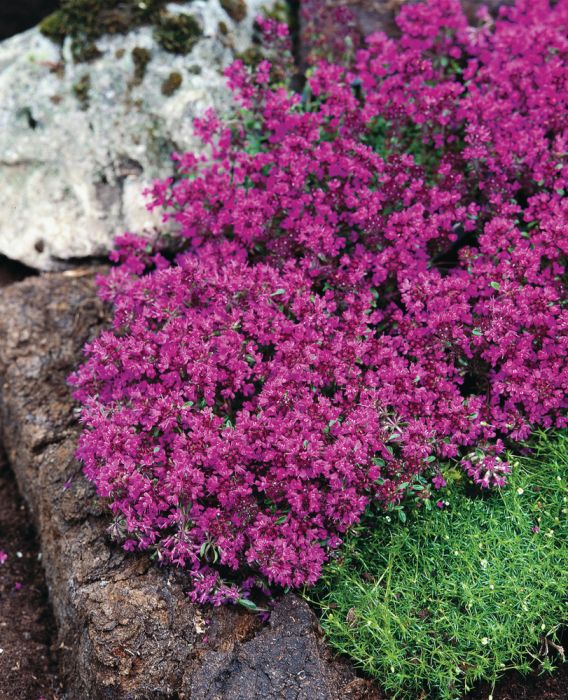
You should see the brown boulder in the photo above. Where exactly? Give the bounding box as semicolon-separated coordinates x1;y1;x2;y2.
0;270;381;699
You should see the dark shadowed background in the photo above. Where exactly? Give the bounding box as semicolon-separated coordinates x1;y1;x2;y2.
0;0;59;40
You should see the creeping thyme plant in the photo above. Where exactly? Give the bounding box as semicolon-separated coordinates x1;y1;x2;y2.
69;1;568;606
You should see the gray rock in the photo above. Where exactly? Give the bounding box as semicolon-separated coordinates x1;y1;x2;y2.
0;271;382;699
0;1;268;270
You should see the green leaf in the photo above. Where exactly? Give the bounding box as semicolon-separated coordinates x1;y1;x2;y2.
238;598;259;611
490;281;501;291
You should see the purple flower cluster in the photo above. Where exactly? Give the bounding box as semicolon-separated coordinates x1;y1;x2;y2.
70;0;568;604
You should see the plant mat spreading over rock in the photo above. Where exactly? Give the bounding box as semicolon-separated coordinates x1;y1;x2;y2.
0;271;384;699
70;0;567;606
66;0;567;686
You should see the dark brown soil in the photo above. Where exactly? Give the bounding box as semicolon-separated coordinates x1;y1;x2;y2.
467;658;568;700
0;450;62;700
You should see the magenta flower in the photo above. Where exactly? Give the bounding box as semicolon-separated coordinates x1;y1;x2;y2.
432;474;447;490
70;0;568;604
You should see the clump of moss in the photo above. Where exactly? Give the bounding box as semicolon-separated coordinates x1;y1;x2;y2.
161;71;183;97
263;0;290;25
154;13;203;54
235;45;263;69
40;0;165;40
72;39;102;63
220;0;247;23
39;11;68;43
39;0;168;62
131;46;152;86
72;73;91;110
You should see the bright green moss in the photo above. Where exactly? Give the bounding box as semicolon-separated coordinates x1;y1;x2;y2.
308;431;568;700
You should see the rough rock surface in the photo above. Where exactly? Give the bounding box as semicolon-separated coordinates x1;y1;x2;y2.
187;594;379;700
0;1;269;270
0;270;382;700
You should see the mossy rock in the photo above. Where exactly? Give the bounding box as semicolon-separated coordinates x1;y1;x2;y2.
39;0;204;61
161;71;183;96
40;0;166;41
263;0;290;25
131;46;152;85
220;0;248;23
235;45;264;69
72;73;91;110
154;13;203;54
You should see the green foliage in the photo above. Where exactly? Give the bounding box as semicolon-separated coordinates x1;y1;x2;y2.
308;432;568;699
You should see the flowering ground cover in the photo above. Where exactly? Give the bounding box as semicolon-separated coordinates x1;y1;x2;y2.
70;0;567;613
309;431;568;699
